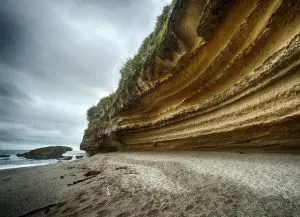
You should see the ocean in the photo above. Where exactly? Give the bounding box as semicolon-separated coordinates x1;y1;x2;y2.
0;150;86;170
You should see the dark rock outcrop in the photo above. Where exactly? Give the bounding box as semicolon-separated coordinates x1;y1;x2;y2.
0;155;10;158
17;146;73;160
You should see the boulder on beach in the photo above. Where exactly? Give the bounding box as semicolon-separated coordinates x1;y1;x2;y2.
17;146;73;160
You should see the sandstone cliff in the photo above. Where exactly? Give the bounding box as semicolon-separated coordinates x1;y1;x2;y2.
81;0;300;154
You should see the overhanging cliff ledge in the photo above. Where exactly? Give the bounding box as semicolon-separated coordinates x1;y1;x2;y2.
81;0;300;154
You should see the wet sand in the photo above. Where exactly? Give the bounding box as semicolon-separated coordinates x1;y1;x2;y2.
0;152;300;217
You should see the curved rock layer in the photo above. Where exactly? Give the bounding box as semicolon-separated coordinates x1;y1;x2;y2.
81;0;300;153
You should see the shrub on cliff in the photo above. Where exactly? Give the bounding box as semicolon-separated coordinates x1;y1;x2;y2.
87;105;98;121
87;3;173;122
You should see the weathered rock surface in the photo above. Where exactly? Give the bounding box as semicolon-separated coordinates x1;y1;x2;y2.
18;146;73;159
81;0;300;154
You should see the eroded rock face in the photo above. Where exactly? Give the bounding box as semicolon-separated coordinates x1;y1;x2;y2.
81;0;300;154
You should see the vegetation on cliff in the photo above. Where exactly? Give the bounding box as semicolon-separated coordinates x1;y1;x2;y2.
86;3;173;123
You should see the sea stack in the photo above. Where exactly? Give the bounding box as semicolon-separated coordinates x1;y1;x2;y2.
17;146;73;160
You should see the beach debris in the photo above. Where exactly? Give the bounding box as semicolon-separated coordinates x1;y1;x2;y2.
115;166;128;170
107;186;111;196
2;177;11;181
67;176;97;186
60;176;64;179
125;170;138;175
84;170;101;177
97;175;106;180
19;201;66;217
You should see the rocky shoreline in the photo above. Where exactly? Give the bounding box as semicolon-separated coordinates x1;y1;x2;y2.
16;146;73;160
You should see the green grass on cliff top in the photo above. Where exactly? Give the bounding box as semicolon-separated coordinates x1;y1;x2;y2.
87;3;174;123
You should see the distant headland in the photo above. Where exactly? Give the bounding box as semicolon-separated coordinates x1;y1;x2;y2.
17;146;73;160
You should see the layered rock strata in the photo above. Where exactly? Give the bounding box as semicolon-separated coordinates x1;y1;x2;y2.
81;0;300;154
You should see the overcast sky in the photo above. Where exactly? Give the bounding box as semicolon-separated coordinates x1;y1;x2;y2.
0;0;171;150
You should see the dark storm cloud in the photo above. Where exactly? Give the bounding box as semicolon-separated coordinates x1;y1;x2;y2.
0;81;30;100
0;5;25;65
0;0;171;149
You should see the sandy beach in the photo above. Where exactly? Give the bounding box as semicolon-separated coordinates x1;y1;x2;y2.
1;152;300;217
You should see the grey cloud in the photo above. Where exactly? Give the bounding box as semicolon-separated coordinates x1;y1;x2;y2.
0;81;31;100
0;0;171;150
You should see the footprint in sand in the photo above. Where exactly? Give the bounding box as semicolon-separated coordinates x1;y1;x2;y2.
61;205;93;216
65;211;80;217
44;208;50;214
62;206;77;214
75;191;86;200
224;198;234;205
79;197;89;203
147;209;159;216
195;196;203;204
115;166;128;170
80;205;93;212
95;199;107;207
116;211;130;217
92;198;99;202
185;204;194;211
57;202;66;208
97;209;110;216
141;200;154;212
